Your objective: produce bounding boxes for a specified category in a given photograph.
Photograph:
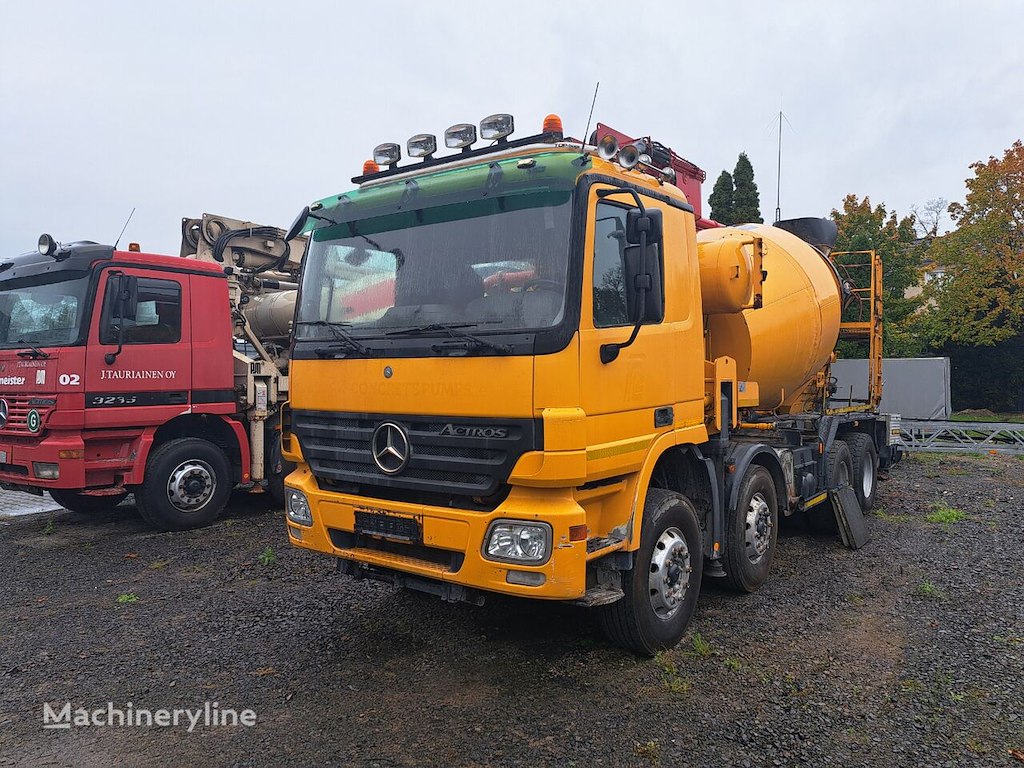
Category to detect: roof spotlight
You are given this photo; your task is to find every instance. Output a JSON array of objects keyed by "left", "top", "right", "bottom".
[
  {"left": 38, "top": 233, "right": 58, "bottom": 257},
  {"left": 597, "top": 134, "right": 618, "bottom": 161},
  {"left": 480, "top": 113, "right": 514, "bottom": 142},
  {"left": 407, "top": 133, "right": 437, "bottom": 159},
  {"left": 373, "top": 143, "right": 401, "bottom": 168},
  {"left": 444, "top": 123, "right": 477, "bottom": 150}
]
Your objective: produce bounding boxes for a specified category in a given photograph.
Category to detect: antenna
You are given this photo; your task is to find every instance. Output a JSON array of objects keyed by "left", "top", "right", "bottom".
[
  {"left": 113, "top": 207, "right": 136, "bottom": 249},
  {"left": 775, "top": 110, "right": 782, "bottom": 223},
  {"left": 580, "top": 81, "right": 600, "bottom": 153}
]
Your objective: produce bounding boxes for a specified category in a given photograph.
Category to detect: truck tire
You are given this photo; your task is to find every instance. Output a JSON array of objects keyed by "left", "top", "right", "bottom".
[
  {"left": 598, "top": 489, "right": 703, "bottom": 656},
  {"left": 722, "top": 466, "right": 778, "bottom": 593},
  {"left": 845, "top": 433, "right": 879, "bottom": 511},
  {"left": 134, "top": 438, "right": 232, "bottom": 531},
  {"left": 808, "top": 439, "right": 854, "bottom": 533},
  {"left": 49, "top": 489, "right": 128, "bottom": 515}
]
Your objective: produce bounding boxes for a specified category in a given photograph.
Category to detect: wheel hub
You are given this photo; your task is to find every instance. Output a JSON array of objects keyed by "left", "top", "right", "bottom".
[
  {"left": 744, "top": 492, "right": 773, "bottom": 563},
  {"left": 648, "top": 526, "right": 691, "bottom": 620},
  {"left": 166, "top": 460, "right": 216, "bottom": 513},
  {"left": 862, "top": 453, "right": 875, "bottom": 498}
]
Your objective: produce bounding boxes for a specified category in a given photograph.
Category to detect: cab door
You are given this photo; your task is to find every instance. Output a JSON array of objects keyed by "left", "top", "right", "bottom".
[
  {"left": 578, "top": 184, "right": 703, "bottom": 479},
  {"left": 84, "top": 267, "right": 192, "bottom": 428}
]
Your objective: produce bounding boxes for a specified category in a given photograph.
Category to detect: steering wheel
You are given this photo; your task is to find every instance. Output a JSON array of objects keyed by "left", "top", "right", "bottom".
[{"left": 520, "top": 279, "right": 564, "bottom": 292}]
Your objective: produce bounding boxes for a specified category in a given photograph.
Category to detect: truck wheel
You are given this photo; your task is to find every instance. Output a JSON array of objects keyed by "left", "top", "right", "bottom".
[
  {"left": 135, "top": 438, "right": 232, "bottom": 531},
  {"left": 49, "top": 489, "right": 128, "bottom": 515},
  {"left": 598, "top": 488, "right": 703, "bottom": 656},
  {"left": 722, "top": 466, "right": 778, "bottom": 593},
  {"left": 809, "top": 439, "right": 854, "bottom": 533},
  {"left": 845, "top": 433, "right": 879, "bottom": 511}
]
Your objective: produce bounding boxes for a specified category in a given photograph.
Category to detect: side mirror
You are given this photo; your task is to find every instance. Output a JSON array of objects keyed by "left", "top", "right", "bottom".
[
  {"left": 285, "top": 206, "right": 310, "bottom": 242},
  {"left": 119, "top": 275, "right": 139, "bottom": 321},
  {"left": 626, "top": 208, "right": 663, "bottom": 246}
]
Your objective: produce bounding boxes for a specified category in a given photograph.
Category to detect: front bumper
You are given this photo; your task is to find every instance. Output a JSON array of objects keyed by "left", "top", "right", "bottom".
[
  {"left": 0, "top": 431, "right": 87, "bottom": 490},
  {"left": 285, "top": 464, "right": 589, "bottom": 600}
]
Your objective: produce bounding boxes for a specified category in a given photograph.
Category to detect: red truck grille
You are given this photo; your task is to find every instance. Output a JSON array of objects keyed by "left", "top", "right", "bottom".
[{"left": 0, "top": 394, "right": 52, "bottom": 436}]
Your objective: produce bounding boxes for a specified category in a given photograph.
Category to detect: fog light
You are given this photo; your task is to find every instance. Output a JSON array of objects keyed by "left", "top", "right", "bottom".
[
  {"left": 373, "top": 142, "right": 401, "bottom": 167},
  {"left": 38, "top": 234, "right": 57, "bottom": 256},
  {"left": 444, "top": 123, "right": 477, "bottom": 150},
  {"left": 480, "top": 113, "right": 514, "bottom": 142},
  {"left": 407, "top": 133, "right": 437, "bottom": 159},
  {"left": 285, "top": 489, "right": 312, "bottom": 526},
  {"left": 484, "top": 520, "right": 551, "bottom": 564},
  {"left": 32, "top": 462, "right": 60, "bottom": 480},
  {"left": 506, "top": 570, "right": 546, "bottom": 587}
]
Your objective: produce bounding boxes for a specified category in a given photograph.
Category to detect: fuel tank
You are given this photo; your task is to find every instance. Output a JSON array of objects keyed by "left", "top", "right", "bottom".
[{"left": 697, "top": 224, "right": 842, "bottom": 411}]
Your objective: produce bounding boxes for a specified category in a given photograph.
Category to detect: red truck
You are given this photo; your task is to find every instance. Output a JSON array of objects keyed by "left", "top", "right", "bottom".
[{"left": 0, "top": 216, "right": 302, "bottom": 529}]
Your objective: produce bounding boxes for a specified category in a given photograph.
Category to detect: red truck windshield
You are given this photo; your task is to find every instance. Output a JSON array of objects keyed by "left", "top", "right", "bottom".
[{"left": 0, "top": 274, "right": 91, "bottom": 348}]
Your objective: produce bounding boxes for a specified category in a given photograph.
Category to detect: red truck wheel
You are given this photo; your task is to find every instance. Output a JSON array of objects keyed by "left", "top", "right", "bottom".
[{"left": 135, "top": 438, "right": 232, "bottom": 531}]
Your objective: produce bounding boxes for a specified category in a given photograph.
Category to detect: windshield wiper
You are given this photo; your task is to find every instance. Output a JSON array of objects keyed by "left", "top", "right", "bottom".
[
  {"left": 295, "top": 320, "right": 374, "bottom": 357},
  {"left": 16, "top": 341, "right": 51, "bottom": 359},
  {"left": 387, "top": 323, "right": 512, "bottom": 354}
]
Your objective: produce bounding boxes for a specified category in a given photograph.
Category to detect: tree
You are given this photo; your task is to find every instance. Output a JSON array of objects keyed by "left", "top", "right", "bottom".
[
  {"left": 830, "top": 194, "right": 922, "bottom": 357},
  {"left": 708, "top": 170, "right": 734, "bottom": 225},
  {"left": 917, "top": 140, "right": 1024, "bottom": 411},
  {"left": 732, "top": 152, "right": 763, "bottom": 224},
  {"left": 918, "top": 140, "right": 1024, "bottom": 347}
]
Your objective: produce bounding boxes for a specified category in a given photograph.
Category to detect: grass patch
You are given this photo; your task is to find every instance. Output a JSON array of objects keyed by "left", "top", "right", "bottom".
[
  {"left": 42, "top": 520, "right": 56, "bottom": 536},
  {"left": 633, "top": 741, "right": 661, "bottom": 763},
  {"left": 116, "top": 593, "right": 139, "bottom": 605},
  {"left": 691, "top": 632, "right": 713, "bottom": 657},
  {"left": 723, "top": 657, "right": 742, "bottom": 672},
  {"left": 872, "top": 507, "right": 909, "bottom": 523},
  {"left": 916, "top": 580, "right": 943, "bottom": 599},
  {"left": 925, "top": 502, "right": 965, "bottom": 524},
  {"left": 149, "top": 559, "right": 171, "bottom": 570},
  {"left": 257, "top": 546, "right": 277, "bottom": 566}
]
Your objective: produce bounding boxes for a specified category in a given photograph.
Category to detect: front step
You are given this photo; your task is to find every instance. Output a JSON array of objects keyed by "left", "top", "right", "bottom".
[{"left": 570, "top": 585, "right": 624, "bottom": 607}]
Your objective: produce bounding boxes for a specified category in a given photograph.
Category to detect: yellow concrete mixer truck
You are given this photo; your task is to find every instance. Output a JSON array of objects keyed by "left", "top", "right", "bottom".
[{"left": 278, "top": 113, "right": 899, "bottom": 653}]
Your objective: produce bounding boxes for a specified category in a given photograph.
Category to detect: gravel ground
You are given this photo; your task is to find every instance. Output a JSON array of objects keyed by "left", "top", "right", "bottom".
[{"left": 0, "top": 454, "right": 1022, "bottom": 768}]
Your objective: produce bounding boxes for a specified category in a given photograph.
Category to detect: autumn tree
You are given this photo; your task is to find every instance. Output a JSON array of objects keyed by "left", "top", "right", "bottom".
[
  {"left": 708, "top": 170, "right": 734, "bottom": 224},
  {"left": 732, "top": 152, "right": 763, "bottom": 223},
  {"left": 917, "top": 141, "right": 1024, "bottom": 411},
  {"left": 919, "top": 140, "right": 1024, "bottom": 347},
  {"left": 830, "top": 194, "right": 921, "bottom": 357}
]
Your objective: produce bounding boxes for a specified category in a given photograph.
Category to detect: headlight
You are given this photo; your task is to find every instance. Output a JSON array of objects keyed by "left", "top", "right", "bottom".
[
  {"left": 373, "top": 142, "right": 401, "bottom": 167},
  {"left": 32, "top": 462, "right": 60, "bottom": 480},
  {"left": 407, "top": 133, "right": 437, "bottom": 158},
  {"left": 483, "top": 520, "right": 551, "bottom": 564},
  {"left": 285, "top": 489, "right": 312, "bottom": 526},
  {"left": 479, "top": 113, "right": 514, "bottom": 141},
  {"left": 444, "top": 123, "right": 477, "bottom": 149}
]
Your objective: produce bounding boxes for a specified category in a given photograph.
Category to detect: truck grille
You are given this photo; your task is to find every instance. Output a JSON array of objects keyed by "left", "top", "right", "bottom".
[
  {"left": 291, "top": 410, "right": 542, "bottom": 507},
  {"left": 0, "top": 395, "right": 52, "bottom": 436}
]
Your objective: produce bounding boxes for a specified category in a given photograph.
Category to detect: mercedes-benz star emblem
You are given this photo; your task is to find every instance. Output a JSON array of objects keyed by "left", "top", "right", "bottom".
[
  {"left": 0, "top": 399, "right": 8, "bottom": 430},
  {"left": 371, "top": 421, "right": 411, "bottom": 475}
]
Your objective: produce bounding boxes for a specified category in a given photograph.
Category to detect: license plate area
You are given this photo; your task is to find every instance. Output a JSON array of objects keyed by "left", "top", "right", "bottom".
[{"left": 354, "top": 510, "right": 422, "bottom": 543}]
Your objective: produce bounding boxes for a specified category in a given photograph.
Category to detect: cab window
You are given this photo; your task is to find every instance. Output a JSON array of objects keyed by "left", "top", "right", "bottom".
[{"left": 100, "top": 276, "right": 182, "bottom": 345}]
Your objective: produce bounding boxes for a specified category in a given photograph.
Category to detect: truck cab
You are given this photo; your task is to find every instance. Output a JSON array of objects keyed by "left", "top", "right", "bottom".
[{"left": 0, "top": 241, "right": 250, "bottom": 528}]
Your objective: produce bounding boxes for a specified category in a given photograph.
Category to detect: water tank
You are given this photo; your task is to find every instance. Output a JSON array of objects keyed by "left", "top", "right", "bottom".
[{"left": 697, "top": 224, "right": 842, "bottom": 411}]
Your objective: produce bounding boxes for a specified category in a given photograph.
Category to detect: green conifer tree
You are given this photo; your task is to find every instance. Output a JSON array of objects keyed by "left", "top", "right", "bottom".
[
  {"left": 708, "top": 170, "right": 735, "bottom": 225},
  {"left": 732, "top": 152, "right": 763, "bottom": 223}
]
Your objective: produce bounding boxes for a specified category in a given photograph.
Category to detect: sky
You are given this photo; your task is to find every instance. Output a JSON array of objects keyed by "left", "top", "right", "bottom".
[{"left": 1, "top": 1, "right": 1022, "bottom": 256}]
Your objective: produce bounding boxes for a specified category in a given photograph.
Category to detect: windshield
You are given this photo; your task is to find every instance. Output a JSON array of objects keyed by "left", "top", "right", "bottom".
[
  {"left": 296, "top": 189, "right": 573, "bottom": 338},
  {"left": 0, "top": 273, "right": 91, "bottom": 348}
]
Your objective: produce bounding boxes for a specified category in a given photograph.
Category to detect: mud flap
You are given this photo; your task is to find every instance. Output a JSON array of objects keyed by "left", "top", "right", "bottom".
[{"left": 830, "top": 486, "right": 869, "bottom": 549}]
